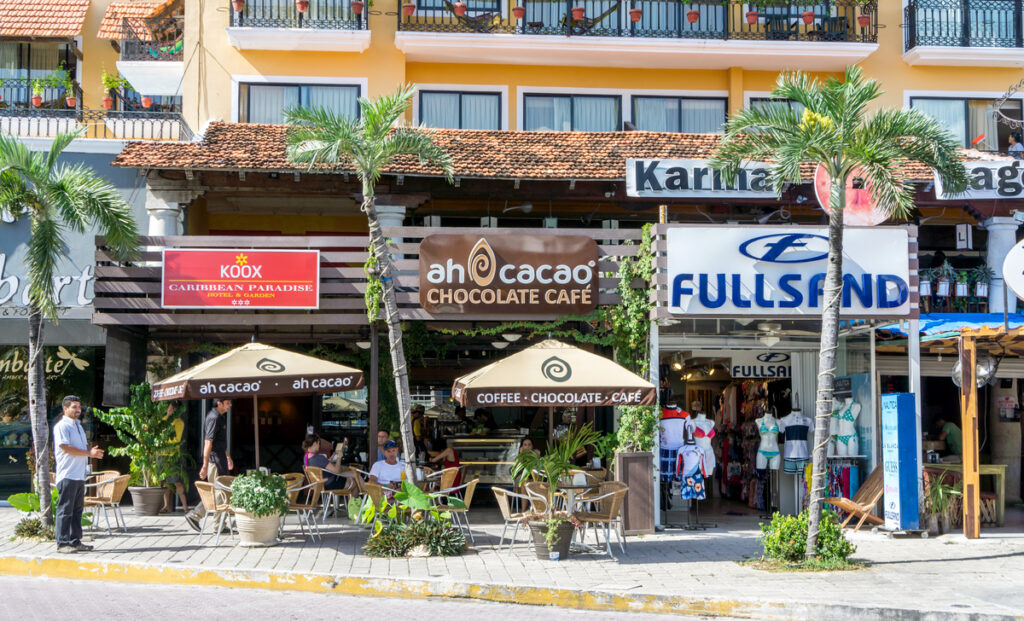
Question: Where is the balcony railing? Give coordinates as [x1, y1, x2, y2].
[120, 15, 185, 61]
[229, 0, 368, 29]
[397, 0, 877, 42]
[0, 77, 83, 114]
[0, 109, 193, 141]
[906, 0, 1024, 49]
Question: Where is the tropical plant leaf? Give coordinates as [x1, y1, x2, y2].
[7, 492, 39, 513]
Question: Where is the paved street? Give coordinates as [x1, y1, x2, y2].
[0, 575, 714, 621]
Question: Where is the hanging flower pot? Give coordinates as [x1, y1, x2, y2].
[512, 5, 525, 19]
[295, 0, 309, 13]
[351, 0, 364, 14]
[102, 96, 114, 110]
[801, 10, 815, 25]
[857, 13, 870, 28]
[686, 9, 699, 24]
[629, 8, 642, 22]
[571, 6, 585, 20]
[231, 0, 246, 12]
[745, 10, 758, 24]
[919, 280, 932, 297]
[65, 96, 77, 108]
[955, 281, 969, 297]
[976, 282, 989, 298]
[141, 96, 153, 109]
[453, 1, 467, 16]
[402, 2, 416, 16]
[31, 95, 42, 107]
[936, 278, 951, 297]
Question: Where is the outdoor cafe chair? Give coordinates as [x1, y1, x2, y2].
[194, 481, 235, 546]
[434, 479, 478, 543]
[285, 471, 324, 542]
[573, 482, 628, 558]
[523, 482, 551, 515]
[425, 466, 460, 493]
[306, 465, 356, 522]
[492, 487, 531, 553]
[83, 473, 130, 535]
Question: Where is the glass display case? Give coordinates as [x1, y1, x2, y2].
[451, 436, 522, 486]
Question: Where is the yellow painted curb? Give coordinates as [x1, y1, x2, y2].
[0, 554, 781, 618]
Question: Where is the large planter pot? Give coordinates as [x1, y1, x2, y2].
[233, 509, 281, 547]
[528, 521, 574, 560]
[615, 451, 654, 535]
[128, 486, 165, 516]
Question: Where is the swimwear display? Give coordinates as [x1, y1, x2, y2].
[660, 407, 691, 450]
[778, 412, 813, 474]
[676, 443, 707, 501]
[692, 415, 717, 474]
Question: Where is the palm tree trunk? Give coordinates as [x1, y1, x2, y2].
[805, 174, 846, 558]
[362, 185, 417, 482]
[27, 310, 53, 526]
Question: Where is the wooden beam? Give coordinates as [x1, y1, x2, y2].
[958, 335, 981, 539]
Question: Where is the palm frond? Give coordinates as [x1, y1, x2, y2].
[44, 129, 85, 175]
[380, 128, 455, 183]
[359, 84, 417, 142]
[0, 132, 38, 179]
[53, 164, 138, 261]
[0, 169, 31, 218]
[26, 216, 65, 319]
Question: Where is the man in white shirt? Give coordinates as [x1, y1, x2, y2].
[53, 395, 104, 553]
[369, 440, 405, 489]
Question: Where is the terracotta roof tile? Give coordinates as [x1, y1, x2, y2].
[112, 121, 977, 183]
[0, 0, 90, 38]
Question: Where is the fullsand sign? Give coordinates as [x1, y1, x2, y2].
[419, 235, 598, 315]
[936, 160, 1024, 200]
[666, 225, 911, 317]
[626, 158, 775, 198]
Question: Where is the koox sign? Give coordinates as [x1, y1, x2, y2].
[667, 226, 911, 317]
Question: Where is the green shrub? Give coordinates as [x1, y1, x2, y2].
[759, 510, 856, 564]
[14, 517, 54, 540]
[230, 471, 289, 518]
[363, 519, 466, 557]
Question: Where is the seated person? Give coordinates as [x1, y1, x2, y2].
[473, 408, 497, 433]
[935, 418, 963, 463]
[369, 440, 406, 489]
[375, 429, 390, 462]
[428, 437, 461, 488]
[518, 437, 540, 456]
[302, 435, 356, 490]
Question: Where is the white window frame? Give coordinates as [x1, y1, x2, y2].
[230, 74, 368, 123]
[516, 86, 729, 131]
[412, 83, 509, 130]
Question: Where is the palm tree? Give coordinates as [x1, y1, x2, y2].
[711, 66, 968, 557]
[0, 130, 138, 526]
[285, 85, 454, 481]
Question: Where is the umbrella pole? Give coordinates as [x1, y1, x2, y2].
[253, 395, 260, 469]
[548, 406, 553, 442]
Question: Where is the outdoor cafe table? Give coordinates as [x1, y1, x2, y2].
[558, 482, 600, 553]
[930, 463, 1007, 526]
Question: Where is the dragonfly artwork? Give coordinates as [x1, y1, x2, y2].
[56, 346, 90, 372]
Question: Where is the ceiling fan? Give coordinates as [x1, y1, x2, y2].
[951, 353, 999, 388]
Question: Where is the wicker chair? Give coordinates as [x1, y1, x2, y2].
[286, 470, 324, 541]
[574, 481, 628, 557]
[194, 481, 235, 546]
[492, 487, 532, 553]
[308, 465, 356, 522]
[434, 479, 478, 543]
[83, 473, 130, 534]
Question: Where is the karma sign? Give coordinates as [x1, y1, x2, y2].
[162, 249, 319, 309]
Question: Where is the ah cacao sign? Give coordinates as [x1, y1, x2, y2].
[418, 235, 598, 315]
[161, 249, 319, 309]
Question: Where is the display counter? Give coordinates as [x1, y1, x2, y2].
[450, 435, 522, 486]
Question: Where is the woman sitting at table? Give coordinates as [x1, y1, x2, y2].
[428, 437, 461, 488]
[301, 435, 356, 490]
[519, 437, 540, 456]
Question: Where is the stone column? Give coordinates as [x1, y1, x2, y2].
[983, 217, 1020, 313]
[144, 180, 203, 265]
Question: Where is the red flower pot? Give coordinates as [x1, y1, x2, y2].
[295, 0, 309, 13]
[571, 6, 585, 20]
[351, 0, 364, 14]
[801, 10, 814, 25]
[402, 2, 415, 16]
[745, 10, 758, 24]
[512, 5, 525, 19]
[686, 9, 699, 24]
[65, 96, 77, 108]
[231, 0, 245, 12]
[453, 1, 466, 16]
[629, 8, 642, 22]
[102, 96, 114, 110]
[31, 95, 42, 107]
[857, 13, 870, 28]
[141, 96, 153, 109]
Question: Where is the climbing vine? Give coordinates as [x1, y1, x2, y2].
[364, 240, 383, 323]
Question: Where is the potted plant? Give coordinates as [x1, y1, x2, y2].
[402, 2, 416, 16]
[857, 11, 871, 28]
[231, 0, 246, 11]
[453, 1, 467, 16]
[935, 260, 956, 298]
[512, 5, 525, 19]
[30, 79, 44, 107]
[955, 270, 971, 298]
[686, 9, 699, 23]
[101, 68, 128, 110]
[918, 267, 933, 298]
[296, 0, 310, 12]
[141, 96, 153, 109]
[745, 10, 758, 24]
[629, 7, 642, 22]
[923, 476, 961, 535]
[801, 10, 815, 24]
[63, 76, 76, 108]
[572, 6, 585, 20]
[351, 0, 364, 15]
[511, 423, 601, 560]
[593, 432, 618, 470]
[231, 471, 289, 546]
[614, 405, 657, 535]
[94, 383, 187, 517]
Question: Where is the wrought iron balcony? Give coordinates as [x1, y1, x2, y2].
[0, 109, 193, 141]
[0, 77, 83, 114]
[905, 0, 1024, 49]
[120, 14, 185, 61]
[229, 0, 368, 29]
[397, 0, 877, 42]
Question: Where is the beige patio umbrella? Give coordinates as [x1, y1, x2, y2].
[452, 340, 656, 436]
[151, 343, 365, 467]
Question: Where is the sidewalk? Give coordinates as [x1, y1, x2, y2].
[1, 501, 1022, 620]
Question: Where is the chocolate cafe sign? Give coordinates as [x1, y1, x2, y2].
[418, 235, 599, 315]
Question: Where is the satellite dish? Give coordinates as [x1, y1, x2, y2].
[951, 354, 999, 388]
[814, 164, 889, 226]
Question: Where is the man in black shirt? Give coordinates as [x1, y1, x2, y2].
[185, 398, 233, 531]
